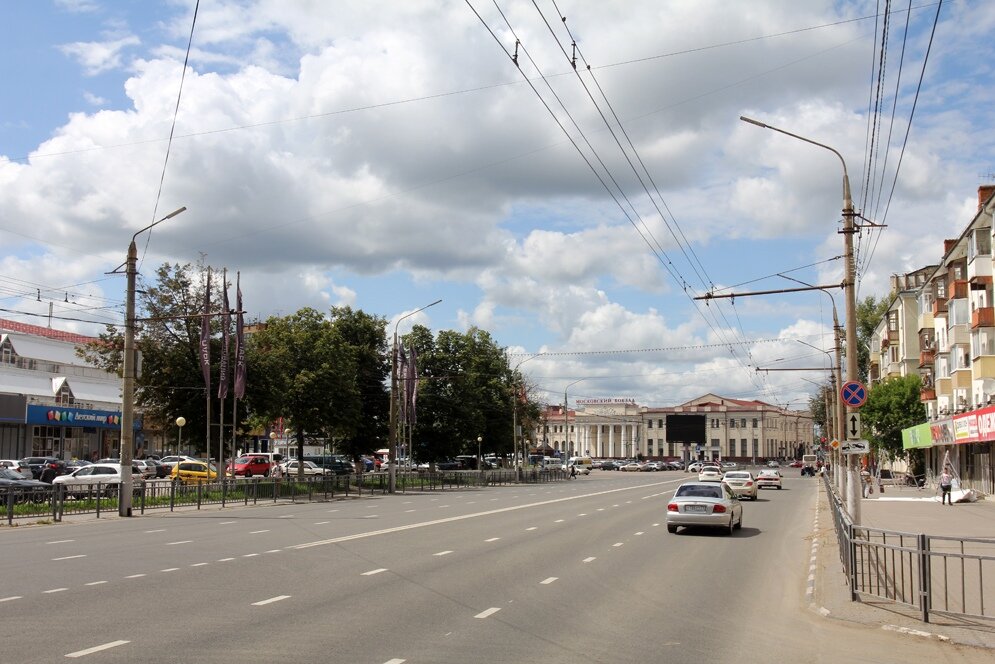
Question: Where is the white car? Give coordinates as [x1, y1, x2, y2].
[698, 467, 723, 482]
[756, 469, 783, 490]
[722, 471, 758, 500]
[279, 460, 329, 476]
[52, 463, 136, 497]
[667, 481, 744, 535]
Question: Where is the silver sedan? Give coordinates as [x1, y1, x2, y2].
[667, 481, 743, 535]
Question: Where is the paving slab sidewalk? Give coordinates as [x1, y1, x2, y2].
[813, 482, 995, 650]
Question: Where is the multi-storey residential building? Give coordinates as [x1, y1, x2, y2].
[0, 318, 133, 461]
[869, 268, 935, 384]
[535, 394, 813, 462]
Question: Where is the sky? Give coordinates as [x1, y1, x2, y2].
[1, 0, 993, 414]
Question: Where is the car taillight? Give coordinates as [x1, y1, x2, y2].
[667, 503, 678, 512]
[712, 504, 727, 513]
[745, 481, 753, 486]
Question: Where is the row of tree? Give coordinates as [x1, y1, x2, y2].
[79, 263, 542, 469]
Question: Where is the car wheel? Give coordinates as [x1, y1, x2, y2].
[735, 514, 743, 530]
[777, 485, 782, 490]
[667, 524, 678, 534]
[244, 470, 252, 478]
[725, 517, 735, 536]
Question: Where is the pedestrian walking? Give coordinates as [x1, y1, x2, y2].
[939, 467, 954, 505]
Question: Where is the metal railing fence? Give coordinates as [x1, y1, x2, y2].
[822, 473, 995, 624]
[3, 468, 565, 524]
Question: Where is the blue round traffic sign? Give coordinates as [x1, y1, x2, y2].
[840, 381, 867, 408]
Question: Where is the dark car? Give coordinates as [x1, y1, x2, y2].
[19, 456, 63, 480]
[304, 456, 355, 475]
[0, 468, 53, 502]
[600, 460, 617, 471]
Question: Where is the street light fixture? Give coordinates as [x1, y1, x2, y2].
[120, 206, 187, 517]
[563, 378, 589, 462]
[477, 436, 483, 480]
[388, 299, 442, 494]
[175, 416, 186, 459]
[741, 114, 861, 523]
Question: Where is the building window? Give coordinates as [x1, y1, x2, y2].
[658, 419, 663, 428]
[741, 418, 746, 428]
[647, 420, 653, 428]
[730, 419, 737, 428]
[647, 442, 654, 455]
[711, 418, 719, 428]
[752, 418, 758, 428]
[741, 439, 747, 456]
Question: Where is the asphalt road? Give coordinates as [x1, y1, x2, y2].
[1, 471, 990, 663]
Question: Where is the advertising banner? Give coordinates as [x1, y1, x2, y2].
[902, 422, 933, 450]
[929, 418, 955, 446]
[26, 405, 140, 430]
[952, 403, 995, 444]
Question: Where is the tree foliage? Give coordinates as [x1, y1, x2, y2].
[861, 374, 926, 458]
[856, 294, 890, 383]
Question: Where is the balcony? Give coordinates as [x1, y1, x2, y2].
[920, 387, 936, 401]
[933, 297, 948, 315]
[971, 306, 994, 329]
[950, 280, 968, 300]
[919, 350, 934, 367]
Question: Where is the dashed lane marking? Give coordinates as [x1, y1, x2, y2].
[44, 588, 68, 594]
[362, 568, 388, 576]
[0, 596, 22, 602]
[84, 581, 106, 586]
[125, 573, 147, 578]
[53, 555, 86, 561]
[47, 539, 75, 544]
[165, 540, 192, 546]
[252, 595, 290, 606]
[217, 558, 235, 562]
[161, 568, 179, 573]
[583, 557, 596, 563]
[190, 563, 209, 568]
[65, 640, 129, 658]
[434, 551, 453, 557]
[250, 530, 270, 534]
[540, 577, 558, 585]
[485, 537, 500, 542]
[475, 608, 501, 619]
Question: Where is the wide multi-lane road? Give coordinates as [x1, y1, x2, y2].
[0, 471, 988, 662]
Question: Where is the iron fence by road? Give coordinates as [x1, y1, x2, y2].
[823, 474, 995, 624]
[3, 468, 564, 525]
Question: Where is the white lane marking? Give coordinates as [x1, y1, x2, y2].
[384, 659, 407, 664]
[145, 529, 166, 533]
[405, 509, 416, 513]
[252, 595, 291, 606]
[434, 551, 453, 557]
[485, 537, 500, 542]
[583, 557, 596, 563]
[0, 596, 22, 602]
[250, 530, 270, 534]
[554, 519, 564, 523]
[292, 479, 686, 551]
[327, 509, 339, 513]
[613, 543, 623, 547]
[577, 513, 587, 517]
[219, 521, 236, 525]
[439, 505, 450, 508]
[165, 540, 192, 546]
[475, 608, 501, 619]
[314, 521, 330, 525]
[53, 555, 86, 561]
[652, 523, 660, 527]
[635, 531, 644, 536]
[597, 508, 605, 511]
[265, 549, 281, 554]
[217, 558, 235, 562]
[526, 527, 537, 531]
[84, 581, 106, 586]
[362, 568, 388, 576]
[243, 553, 259, 558]
[47, 539, 75, 544]
[44, 588, 68, 594]
[402, 501, 412, 505]
[125, 573, 147, 578]
[364, 515, 379, 519]
[540, 577, 558, 585]
[467, 501, 476, 505]
[190, 563, 209, 568]
[65, 640, 129, 658]
[161, 568, 179, 573]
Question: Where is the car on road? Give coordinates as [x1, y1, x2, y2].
[19, 456, 67, 480]
[52, 463, 138, 497]
[600, 460, 618, 471]
[620, 461, 643, 471]
[789, 460, 803, 468]
[698, 466, 723, 482]
[721, 461, 737, 469]
[279, 460, 329, 476]
[228, 455, 273, 477]
[722, 470, 758, 500]
[0, 459, 32, 476]
[0, 468, 52, 502]
[667, 481, 743, 535]
[171, 460, 219, 483]
[641, 461, 662, 471]
[131, 459, 159, 479]
[767, 460, 781, 468]
[756, 468, 783, 490]
[667, 460, 685, 470]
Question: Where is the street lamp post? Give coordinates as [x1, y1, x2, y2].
[741, 115, 860, 524]
[120, 206, 186, 517]
[175, 417, 186, 458]
[388, 299, 442, 494]
[563, 379, 588, 464]
[477, 436, 483, 481]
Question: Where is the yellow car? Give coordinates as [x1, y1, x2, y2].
[171, 460, 219, 483]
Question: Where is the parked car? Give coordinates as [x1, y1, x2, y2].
[279, 460, 328, 476]
[0, 459, 33, 476]
[0, 468, 53, 502]
[600, 460, 618, 471]
[789, 460, 803, 468]
[756, 469, 783, 490]
[721, 461, 737, 469]
[19, 456, 66, 480]
[228, 455, 273, 477]
[667, 460, 685, 470]
[698, 467, 723, 482]
[305, 456, 355, 475]
[641, 461, 662, 471]
[621, 461, 643, 472]
[52, 463, 138, 497]
[767, 460, 781, 468]
[667, 481, 743, 535]
[159, 455, 195, 471]
[131, 459, 158, 479]
[171, 460, 219, 483]
[722, 471, 758, 500]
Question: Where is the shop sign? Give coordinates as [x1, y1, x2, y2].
[929, 418, 955, 446]
[901, 422, 933, 450]
[26, 405, 140, 430]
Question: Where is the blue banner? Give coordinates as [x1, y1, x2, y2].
[26, 405, 140, 430]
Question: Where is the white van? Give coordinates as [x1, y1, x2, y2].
[543, 457, 564, 472]
[567, 456, 593, 475]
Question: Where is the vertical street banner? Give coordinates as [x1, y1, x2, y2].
[218, 269, 230, 400]
[233, 272, 246, 400]
[397, 344, 408, 424]
[406, 344, 418, 425]
[199, 267, 211, 390]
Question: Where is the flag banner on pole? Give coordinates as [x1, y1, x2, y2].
[199, 268, 212, 390]
[234, 272, 246, 400]
[397, 344, 408, 424]
[407, 344, 418, 425]
[218, 269, 231, 400]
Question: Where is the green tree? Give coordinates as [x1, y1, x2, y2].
[861, 374, 926, 458]
[247, 308, 360, 478]
[856, 294, 890, 383]
[328, 306, 389, 462]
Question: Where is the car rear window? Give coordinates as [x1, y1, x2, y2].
[676, 485, 722, 498]
[725, 472, 749, 478]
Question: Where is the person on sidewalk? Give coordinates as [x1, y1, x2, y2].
[939, 467, 954, 505]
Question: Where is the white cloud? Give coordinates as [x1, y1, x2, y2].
[59, 36, 141, 76]
[82, 91, 108, 106]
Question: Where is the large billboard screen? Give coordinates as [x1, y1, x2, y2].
[666, 414, 705, 445]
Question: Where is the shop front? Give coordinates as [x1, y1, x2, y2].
[25, 405, 141, 462]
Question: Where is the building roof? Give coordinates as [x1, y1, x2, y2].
[0, 318, 96, 344]
[2, 333, 82, 366]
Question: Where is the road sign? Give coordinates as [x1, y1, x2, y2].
[830, 439, 840, 449]
[840, 381, 868, 408]
[846, 413, 861, 440]
[840, 439, 870, 455]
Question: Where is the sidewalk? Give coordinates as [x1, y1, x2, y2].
[813, 482, 995, 650]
